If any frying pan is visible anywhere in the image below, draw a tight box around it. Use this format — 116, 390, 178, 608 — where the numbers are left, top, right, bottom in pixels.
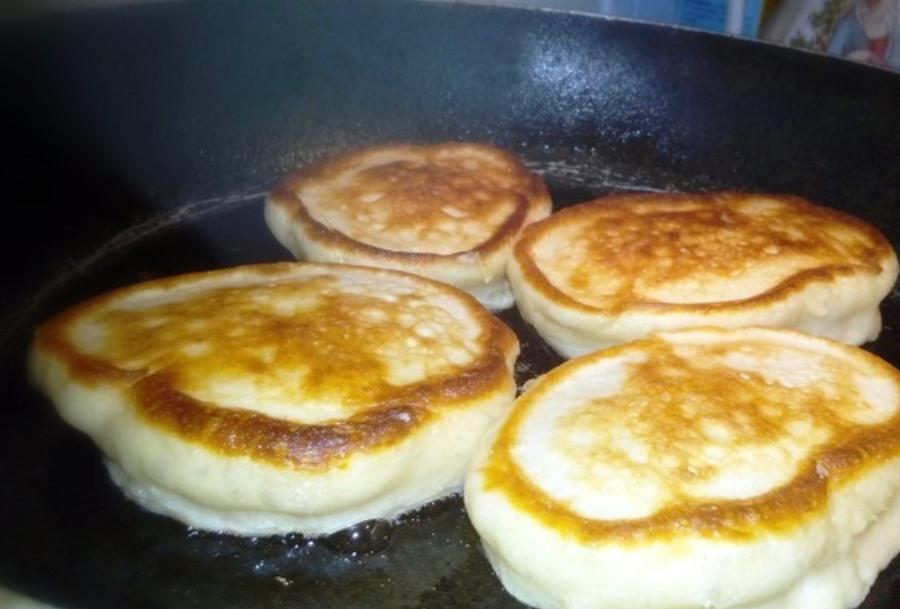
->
2, 1, 900, 607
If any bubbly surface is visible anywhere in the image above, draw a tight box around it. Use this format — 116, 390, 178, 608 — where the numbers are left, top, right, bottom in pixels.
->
70, 271, 484, 424
298, 146, 533, 254
527, 195, 886, 308
484, 328, 900, 537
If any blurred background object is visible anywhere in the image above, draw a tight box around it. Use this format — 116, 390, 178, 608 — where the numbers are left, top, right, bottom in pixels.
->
430, 0, 900, 70
762, 0, 900, 70
444, 0, 768, 36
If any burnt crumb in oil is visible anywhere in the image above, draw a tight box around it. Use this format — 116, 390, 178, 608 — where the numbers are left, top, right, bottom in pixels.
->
313, 496, 459, 556
318, 518, 394, 556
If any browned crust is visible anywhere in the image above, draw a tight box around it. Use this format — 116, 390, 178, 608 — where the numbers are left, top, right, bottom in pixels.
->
512, 192, 896, 314
480, 332, 900, 543
268, 141, 551, 263
33, 262, 519, 471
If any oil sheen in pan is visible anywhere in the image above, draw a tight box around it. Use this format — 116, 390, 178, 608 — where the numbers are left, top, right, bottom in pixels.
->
5, 177, 900, 609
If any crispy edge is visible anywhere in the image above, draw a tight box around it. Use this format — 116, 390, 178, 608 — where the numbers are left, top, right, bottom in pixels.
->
31, 262, 519, 471
267, 142, 550, 264
511, 192, 896, 315
479, 329, 900, 544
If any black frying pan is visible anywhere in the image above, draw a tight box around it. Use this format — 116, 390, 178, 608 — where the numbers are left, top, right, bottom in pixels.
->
2, 1, 900, 607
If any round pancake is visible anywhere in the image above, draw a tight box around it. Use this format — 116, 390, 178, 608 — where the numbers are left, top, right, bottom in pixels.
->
465, 327, 900, 609
265, 142, 552, 310
29, 263, 519, 536
509, 192, 899, 357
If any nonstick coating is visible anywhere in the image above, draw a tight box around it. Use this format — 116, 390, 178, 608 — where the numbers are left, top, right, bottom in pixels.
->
2, 1, 900, 608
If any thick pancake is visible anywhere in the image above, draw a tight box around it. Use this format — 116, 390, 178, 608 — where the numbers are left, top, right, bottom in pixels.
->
29, 262, 519, 536
265, 142, 552, 310
509, 192, 899, 357
465, 327, 900, 609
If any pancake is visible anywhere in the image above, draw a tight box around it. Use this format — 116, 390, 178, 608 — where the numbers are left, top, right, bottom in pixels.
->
509, 192, 899, 357
465, 326, 900, 609
265, 142, 552, 310
28, 262, 519, 536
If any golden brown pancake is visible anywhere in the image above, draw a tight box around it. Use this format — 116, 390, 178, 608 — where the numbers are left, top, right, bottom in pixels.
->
29, 262, 519, 535
509, 192, 899, 357
265, 142, 552, 310
465, 327, 900, 609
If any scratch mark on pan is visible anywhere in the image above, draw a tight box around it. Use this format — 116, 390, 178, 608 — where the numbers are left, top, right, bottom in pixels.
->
524, 159, 670, 193
0, 190, 265, 343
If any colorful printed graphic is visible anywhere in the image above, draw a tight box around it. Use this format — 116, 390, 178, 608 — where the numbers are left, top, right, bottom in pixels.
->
789, 0, 900, 69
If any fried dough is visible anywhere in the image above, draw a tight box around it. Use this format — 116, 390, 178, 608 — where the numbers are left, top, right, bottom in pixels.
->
29, 263, 518, 535
466, 327, 900, 609
266, 142, 551, 310
509, 193, 898, 357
